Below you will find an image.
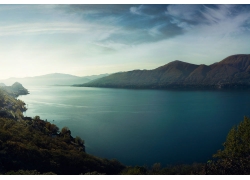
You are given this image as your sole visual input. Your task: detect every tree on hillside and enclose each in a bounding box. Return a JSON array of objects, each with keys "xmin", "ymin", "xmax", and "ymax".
[
  {"xmin": 34, "ymin": 116, "xmax": 40, "ymax": 120},
  {"xmin": 61, "ymin": 127, "xmax": 71, "ymax": 136},
  {"xmin": 60, "ymin": 127, "xmax": 71, "ymax": 143},
  {"xmin": 75, "ymin": 136, "xmax": 84, "ymax": 145},
  {"xmin": 208, "ymin": 116, "xmax": 250, "ymax": 174}
]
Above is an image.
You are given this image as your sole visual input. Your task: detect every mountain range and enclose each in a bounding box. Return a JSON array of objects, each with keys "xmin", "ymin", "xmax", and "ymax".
[
  {"xmin": 74, "ymin": 54, "xmax": 250, "ymax": 89},
  {"xmin": 0, "ymin": 73, "xmax": 108, "ymax": 86}
]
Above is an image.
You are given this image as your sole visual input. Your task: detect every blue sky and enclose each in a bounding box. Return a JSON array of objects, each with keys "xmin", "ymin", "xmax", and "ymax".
[{"xmin": 0, "ymin": 3, "xmax": 250, "ymax": 79}]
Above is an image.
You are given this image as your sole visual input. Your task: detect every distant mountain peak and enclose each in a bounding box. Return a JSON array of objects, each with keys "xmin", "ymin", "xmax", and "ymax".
[
  {"xmin": 167, "ymin": 60, "xmax": 188, "ymax": 65},
  {"xmin": 39, "ymin": 73, "xmax": 80, "ymax": 78},
  {"xmin": 155, "ymin": 60, "xmax": 198, "ymax": 72},
  {"xmin": 171, "ymin": 60, "xmax": 182, "ymax": 63}
]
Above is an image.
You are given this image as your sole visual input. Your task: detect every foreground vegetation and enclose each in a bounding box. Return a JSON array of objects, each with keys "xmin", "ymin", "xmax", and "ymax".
[
  {"xmin": 0, "ymin": 116, "xmax": 125, "ymax": 175},
  {"xmin": 0, "ymin": 84, "xmax": 250, "ymax": 175}
]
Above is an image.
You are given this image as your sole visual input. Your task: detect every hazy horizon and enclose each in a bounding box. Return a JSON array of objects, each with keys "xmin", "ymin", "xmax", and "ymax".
[
  {"xmin": 0, "ymin": 72, "xmax": 109, "ymax": 81},
  {"xmin": 1, "ymin": 4, "xmax": 250, "ymax": 79}
]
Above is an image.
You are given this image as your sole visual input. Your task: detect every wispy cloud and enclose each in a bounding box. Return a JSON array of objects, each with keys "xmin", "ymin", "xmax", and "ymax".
[
  {"xmin": 165, "ymin": 4, "xmax": 250, "ymax": 36},
  {"xmin": 148, "ymin": 24, "xmax": 166, "ymax": 37},
  {"xmin": 130, "ymin": 5, "xmax": 144, "ymax": 15},
  {"xmin": 0, "ymin": 23, "xmax": 85, "ymax": 36},
  {"xmin": 0, "ymin": 21, "xmax": 124, "ymax": 47},
  {"xmin": 166, "ymin": 4, "xmax": 202, "ymax": 21},
  {"xmin": 170, "ymin": 18, "xmax": 193, "ymax": 30},
  {"xmin": 200, "ymin": 5, "xmax": 233, "ymax": 24}
]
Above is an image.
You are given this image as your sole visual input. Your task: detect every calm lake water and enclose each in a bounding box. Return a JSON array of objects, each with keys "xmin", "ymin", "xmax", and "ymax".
[{"xmin": 18, "ymin": 86, "xmax": 250, "ymax": 167}]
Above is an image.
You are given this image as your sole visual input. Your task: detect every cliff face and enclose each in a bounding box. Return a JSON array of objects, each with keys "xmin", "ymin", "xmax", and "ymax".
[{"xmin": 75, "ymin": 54, "xmax": 250, "ymax": 89}]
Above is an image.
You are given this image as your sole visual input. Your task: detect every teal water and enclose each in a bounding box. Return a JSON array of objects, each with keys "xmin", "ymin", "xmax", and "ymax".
[{"xmin": 19, "ymin": 86, "xmax": 250, "ymax": 166}]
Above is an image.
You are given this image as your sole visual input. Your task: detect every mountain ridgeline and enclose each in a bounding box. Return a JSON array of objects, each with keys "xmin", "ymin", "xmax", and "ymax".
[
  {"xmin": 75, "ymin": 54, "xmax": 250, "ymax": 89},
  {"xmin": 0, "ymin": 73, "xmax": 109, "ymax": 87}
]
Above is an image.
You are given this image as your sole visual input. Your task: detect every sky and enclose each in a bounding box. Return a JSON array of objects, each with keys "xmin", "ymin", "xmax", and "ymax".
[{"xmin": 0, "ymin": 3, "xmax": 250, "ymax": 79}]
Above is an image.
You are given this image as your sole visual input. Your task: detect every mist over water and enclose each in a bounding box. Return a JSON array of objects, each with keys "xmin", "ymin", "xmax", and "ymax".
[{"xmin": 19, "ymin": 86, "xmax": 250, "ymax": 166}]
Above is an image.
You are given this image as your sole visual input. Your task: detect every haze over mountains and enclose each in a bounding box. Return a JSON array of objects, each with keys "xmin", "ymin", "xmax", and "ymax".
[
  {"xmin": 0, "ymin": 73, "xmax": 108, "ymax": 86},
  {"xmin": 75, "ymin": 54, "xmax": 250, "ymax": 89}
]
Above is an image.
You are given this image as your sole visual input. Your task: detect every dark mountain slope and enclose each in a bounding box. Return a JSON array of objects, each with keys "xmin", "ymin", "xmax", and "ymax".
[
  {"xmin": 156, "ymin": 60, "xmax": 199, "ymax": 84},
  {"xmin": 217, "ymin": 54, "xmax": 250, "ymax": 69},
  {"xmin": 74, "ymin": 54, "xmax": 250, "ymax": 89},
  {"xmin": 186, "ymin": 65, "xmax": 211, "ymax": 83},
  {"xmin": 205, "ymin": 55, "xmax": 250, "ymax": 85}
]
